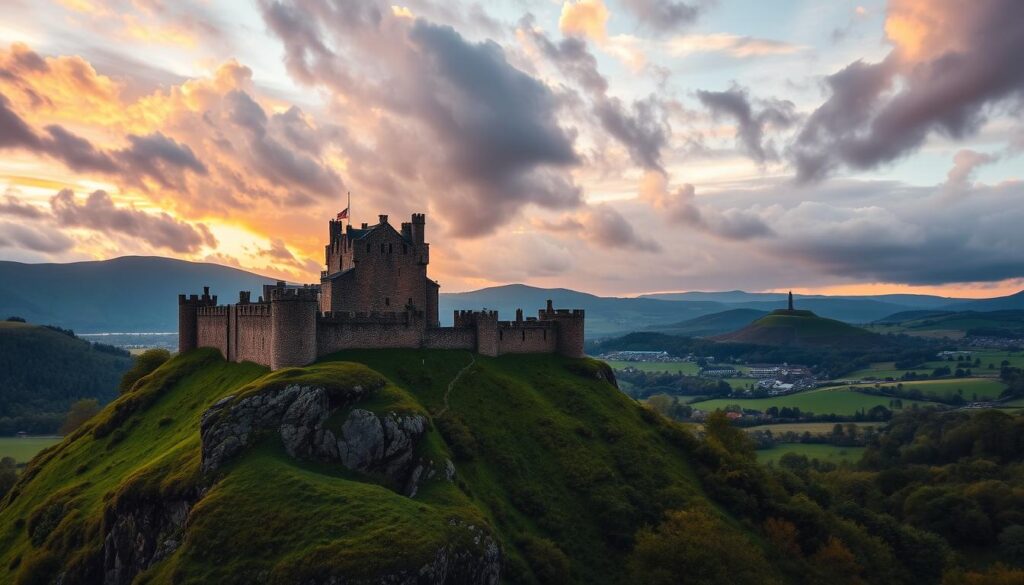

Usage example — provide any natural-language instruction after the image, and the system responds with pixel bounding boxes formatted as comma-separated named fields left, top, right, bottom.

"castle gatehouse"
left=178, top=213, right=585, bottom=369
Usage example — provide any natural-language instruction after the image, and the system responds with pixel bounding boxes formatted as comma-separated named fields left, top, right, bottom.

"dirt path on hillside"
left=436, top=353, right=476, bottom=418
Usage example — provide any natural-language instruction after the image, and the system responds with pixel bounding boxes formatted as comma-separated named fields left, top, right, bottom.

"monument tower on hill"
left=179, top=212, right=585, bottom=369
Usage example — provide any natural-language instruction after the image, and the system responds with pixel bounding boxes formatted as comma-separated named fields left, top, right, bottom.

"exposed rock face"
left=102, top=495, right=195, bottom=585
left=200, top=384, right=439, bottom=496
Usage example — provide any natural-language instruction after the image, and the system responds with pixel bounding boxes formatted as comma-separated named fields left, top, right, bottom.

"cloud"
left=519, top=21, right=670, bottom=171
left=620, top=0, right=701, bottom=33
left=0, top=220, right=74, bottom=253
left=580, top=204, right=662, bottom=252
left=559, top=0, right=609, bottom=41
left=0, top=92, right=39, bottom=148
left=0, top=195, right=46, bottom=219
left=696, top=85, right=796, bottom=163
left=792, top=0, right=1024, bottom=181
left=668, top=33, right=806, bottom=58
left=639, top=171, right=774, bottom=240
left=944, top=149, right=999, bottom=193
left=50, top=189, right=217, bottom=253
left=258, top=2, right=584, bottom=237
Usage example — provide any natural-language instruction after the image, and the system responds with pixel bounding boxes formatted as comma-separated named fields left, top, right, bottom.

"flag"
left=336, top=207, right=349, bottom=220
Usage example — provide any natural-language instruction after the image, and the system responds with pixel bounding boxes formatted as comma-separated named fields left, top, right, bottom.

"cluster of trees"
left=591, top=332, right=944, bottom=379
left=752, top=423, right=880, bottom=451
left=616, top=368, right=731, bottom=399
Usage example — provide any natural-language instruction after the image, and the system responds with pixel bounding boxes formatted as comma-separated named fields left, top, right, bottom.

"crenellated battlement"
left=178, top=212, right=585, bottom=368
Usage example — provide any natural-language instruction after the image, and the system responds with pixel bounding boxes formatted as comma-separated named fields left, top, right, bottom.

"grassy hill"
left=0, top=322, right=132, bottom=434
left=713, top=310, right=879, bottom=348
left=650, top=308, right=768, bottom=337
left=0, top=349, right=731, bottom=584
left=870, top=310, right=1024, bottom=339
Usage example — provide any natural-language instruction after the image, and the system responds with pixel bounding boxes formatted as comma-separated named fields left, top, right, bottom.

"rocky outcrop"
left=102, top=494, right=196, bottom=585
left=200, top=384, right=444, bottom=496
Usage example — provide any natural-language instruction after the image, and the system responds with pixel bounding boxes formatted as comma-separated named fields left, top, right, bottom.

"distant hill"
left=438, top=283, right=726, bottom=336
left=712, top=309, right=879, bottom=348
left=942, top=290, right=1024, bottom=312
left=0, top=257, right=275, bottom=332
left=875, top=309, right=1024, bottom=338
left=649, top=308, right=768, bottom=337
left=0, top=321, right=132, bottom=434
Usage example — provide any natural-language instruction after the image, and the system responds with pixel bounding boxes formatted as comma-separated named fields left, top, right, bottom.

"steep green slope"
left=713, top=310, right=878, bottom=348
left=0, top=322, right=133, bottom=434
left=0, top=349, right=732, bottom=585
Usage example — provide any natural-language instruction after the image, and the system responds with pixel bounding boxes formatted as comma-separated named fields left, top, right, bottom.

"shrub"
left=519, top=536, right=570, bottom=585
left=119, top=348, right=172, bottom=394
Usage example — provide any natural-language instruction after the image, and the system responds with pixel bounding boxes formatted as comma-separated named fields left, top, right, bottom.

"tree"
left=629, top=508, right=778, bottom=585
left=998, top=525, right=1024, bottom=564
left=119, top=348, right=171, bottom=393
left=0, top=456, right=16, bottom=498
left=60, top=398, right=100, bottom=435
left=5, top=316, right=26, bottom=322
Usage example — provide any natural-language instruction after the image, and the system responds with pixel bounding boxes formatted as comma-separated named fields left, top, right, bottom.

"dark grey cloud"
left=0, top=92, right=38, bottom=148
left=42, top=125, right=118, bottom=172
left=117, top=132, right=207, bottom=189
left=583, top=204, right=661, bottom=252
left=642, top=178, right=774, bottom=240
left=620, top=0, right=702, bottom=33
left=258, top=1, right=584, bottom=236
left=224, top=89, right=345, bottom=197
left=792, top=0, right=1024, bottom=181
left=520, top=19, right=670, bottom=171
left=696, top=85, right=795, bottom=164
left=50, top=189, right=217, bottom=253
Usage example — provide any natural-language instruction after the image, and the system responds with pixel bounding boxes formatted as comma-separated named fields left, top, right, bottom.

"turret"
left=178, top=286, right=217, bottom=354
left=539, top=300, right=585, bottom=358
left=411, top=213, right=425, bottom=245
left=474, top=310, right=499, bottom=357
left=270, top=285, right=318, bottom=369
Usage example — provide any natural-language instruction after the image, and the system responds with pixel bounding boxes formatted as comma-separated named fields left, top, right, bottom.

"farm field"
left=0, top=436, right=61, bottom=463
left=847, top=351, right=1023, bottom=380
left=745, top=422, right=881, bottom=436
left=756, top=443, right=866, bottom=465
left=606, top=360, right=700, bottom=375
left=847, top=378, right=1006, bottom=401
left=694, top=386, right=931, bottom=416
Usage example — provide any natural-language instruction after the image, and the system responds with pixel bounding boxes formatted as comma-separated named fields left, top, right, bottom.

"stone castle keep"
left=178, top=213, right=585, bottom=369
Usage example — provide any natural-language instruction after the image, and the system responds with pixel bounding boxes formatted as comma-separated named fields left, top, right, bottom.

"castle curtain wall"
left=496, top=323, right=558, bottom=354
left=196, top=307, right=229, bottom=358
left=233, top=305, right=272, bottom=364
left=423, top=327, right=476, bottom=350
left=317, top=315, right=425, bottom=354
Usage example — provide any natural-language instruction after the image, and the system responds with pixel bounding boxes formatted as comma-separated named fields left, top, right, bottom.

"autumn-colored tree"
left=59, top=398, right=100, bottom=435
left=943, top=564, right=1024, bottom=585
left=810, top=536, right=863, bottom=585
left=629, top=507, right=778, bottom=585
left=763, top=517, right=802, bottom=557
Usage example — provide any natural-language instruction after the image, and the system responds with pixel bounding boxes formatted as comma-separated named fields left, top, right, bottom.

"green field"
left=0, top=436, right=61, bottom=463
left=847, top=378, right=1006, bottom=401
left=848, top=350, right=1024, bottom=380
left=606, top=360, right=700, bottom=375
left=694, top=386, right=930, bottom=416
left=746, top=422, right=880, bottom=436
left=756, top=443, right=866, bottom=465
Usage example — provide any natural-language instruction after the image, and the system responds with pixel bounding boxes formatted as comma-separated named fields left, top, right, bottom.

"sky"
left=0, top=0, right=1022, bottom=298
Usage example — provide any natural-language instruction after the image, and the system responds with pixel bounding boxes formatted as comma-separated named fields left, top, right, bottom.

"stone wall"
left=271, top=292, right=318, bottom=370
left=317, top=317, right=425, bottom=355
left=496, top=323, right=557, bottom=354
left=196, top=306, right=229, bottom=358
left=423, top=327, right=476, bottom=350
left=233, top=304, right=272, bottom=365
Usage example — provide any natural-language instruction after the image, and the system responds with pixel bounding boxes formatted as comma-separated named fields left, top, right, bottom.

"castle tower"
left=178, top=286, right=216, bottom=354
left=270, top=286, right=318, bottom=369
left=474, top=311, right=499, bottom=357
left=539, top=300, right=585, bottom=358
left=788, top=291, right=794, bottom=311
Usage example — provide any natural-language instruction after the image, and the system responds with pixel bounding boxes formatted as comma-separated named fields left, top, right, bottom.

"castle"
left=178, top=213, right=585, bottom=369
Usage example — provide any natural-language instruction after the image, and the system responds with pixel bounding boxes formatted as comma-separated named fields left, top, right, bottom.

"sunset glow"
left=1, top=0, right=1021, bottom=296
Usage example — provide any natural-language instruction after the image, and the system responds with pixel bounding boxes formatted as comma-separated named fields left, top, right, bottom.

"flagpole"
left=347, top=191, right=351, bottom=230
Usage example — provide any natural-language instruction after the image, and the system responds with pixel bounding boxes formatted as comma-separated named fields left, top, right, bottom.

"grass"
left=756, top=443, right=866, bottom=465
left=0, top=438, right=62, bottom=464
left=693, top=386, right=931, bottom=416
left=0, top=348, right=724, bottom=585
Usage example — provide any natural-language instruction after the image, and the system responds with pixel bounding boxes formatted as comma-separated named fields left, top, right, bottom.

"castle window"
left=388, top=243, right=393, bottom=253
left=380, top=243, right=385, bottom=253
left=522, top=330, right=526, bottom=341
left=408, top=297, right=413, bottom=306
left=499, top=331, right=503, bottom=340
left=402, top=244, right=408, bottom=254
left=385, top=297, right=390, bottom=306
left=543, top=330, right=547, bottom=340
left=366, top=243, right=370, bottom=252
